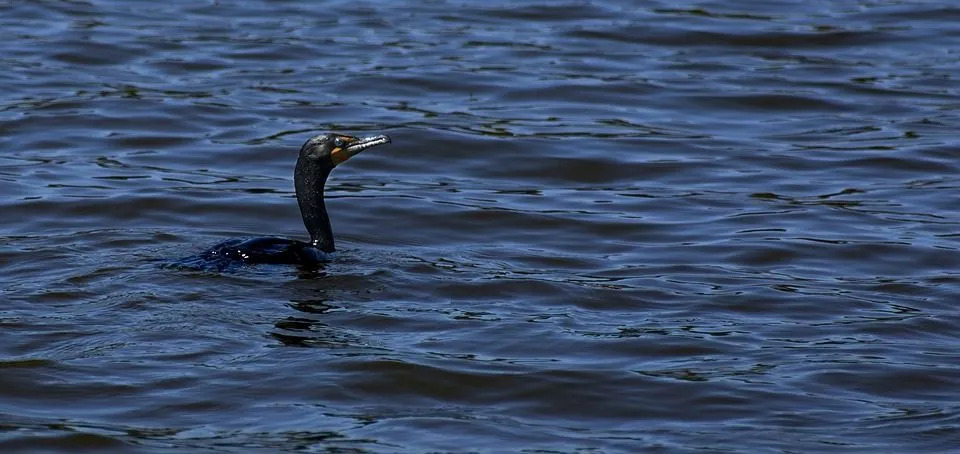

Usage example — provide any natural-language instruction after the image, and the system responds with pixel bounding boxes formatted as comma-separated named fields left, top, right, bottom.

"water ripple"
left=1, top=0, right=959, bottom=452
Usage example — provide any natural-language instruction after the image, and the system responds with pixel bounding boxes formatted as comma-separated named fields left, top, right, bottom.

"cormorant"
left=192, top=133, right=391, bottom=268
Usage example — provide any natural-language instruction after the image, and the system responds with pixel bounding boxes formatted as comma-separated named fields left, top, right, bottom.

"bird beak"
left=331, top=134, right=391, bottom=166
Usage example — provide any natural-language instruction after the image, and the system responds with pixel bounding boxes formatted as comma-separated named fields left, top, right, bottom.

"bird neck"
left=294, top=158, right=335, bottom=253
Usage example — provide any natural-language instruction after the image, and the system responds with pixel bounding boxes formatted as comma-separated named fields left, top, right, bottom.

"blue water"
left=2, top=1, right=959, bottom=452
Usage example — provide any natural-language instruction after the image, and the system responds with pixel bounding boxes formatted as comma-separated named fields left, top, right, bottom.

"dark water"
left=2, top=0, right=959, bottom=452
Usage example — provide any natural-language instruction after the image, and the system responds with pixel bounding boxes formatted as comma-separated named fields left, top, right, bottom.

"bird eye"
left=333, top=138, right=344, bottom=147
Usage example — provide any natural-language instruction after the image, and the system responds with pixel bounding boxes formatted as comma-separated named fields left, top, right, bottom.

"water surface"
left=2, top=0, right=959, bottom=452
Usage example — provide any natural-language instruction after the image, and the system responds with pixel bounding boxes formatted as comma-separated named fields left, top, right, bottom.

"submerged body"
left=173, top=133, right=391, bottom=270
left=204, top=238, right=326, bottom=265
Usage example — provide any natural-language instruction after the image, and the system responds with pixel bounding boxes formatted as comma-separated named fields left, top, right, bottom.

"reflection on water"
left=2, top=0, right=960, bottom=451
left=272, top=299, right=353, bottom=348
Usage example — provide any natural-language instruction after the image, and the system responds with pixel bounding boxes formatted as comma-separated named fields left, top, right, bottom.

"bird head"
left=299, top=133, right=392, bottom=168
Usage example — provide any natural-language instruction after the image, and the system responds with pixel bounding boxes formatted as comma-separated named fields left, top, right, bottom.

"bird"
left=186, top=133, right=391, bottom=269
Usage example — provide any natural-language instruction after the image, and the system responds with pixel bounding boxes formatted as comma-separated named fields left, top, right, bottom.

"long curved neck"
left=294, top=157, right=335, bottom=252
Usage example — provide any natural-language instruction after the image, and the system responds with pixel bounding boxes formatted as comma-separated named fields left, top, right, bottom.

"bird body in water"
left=183, top=133, right=391, bottom=270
